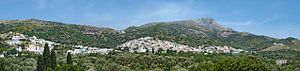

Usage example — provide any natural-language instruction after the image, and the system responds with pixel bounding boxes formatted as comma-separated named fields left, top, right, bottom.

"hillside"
left=0, top=18, right=299, bottom=51
left=123, top=17, right=300, bottom=51
left=117, top=37, right=243, bottom=53
left=1, top=18, right=300, bottom=71
left=0, top=19, right=119, bottom=48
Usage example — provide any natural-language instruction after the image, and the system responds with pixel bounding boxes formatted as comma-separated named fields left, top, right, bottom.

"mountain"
left=0, top=18, right=299, bottom=51
left=123, top=17, right=300, bottom=51
left=141, top=17, right=228, bottom=32
left=0, top=19, right=119, bottom=48
left=2, top=18, right=300, bottom=71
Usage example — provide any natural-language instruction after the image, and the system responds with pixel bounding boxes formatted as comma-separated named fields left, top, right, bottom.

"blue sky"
left=0, top=0, right=299, bottom=39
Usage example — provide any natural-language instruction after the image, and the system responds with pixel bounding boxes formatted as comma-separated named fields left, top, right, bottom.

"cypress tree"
left=0, top=59, right=4, bottom=70
left=67, top=52, right=72, bottom=64
left=37, top=55, right=45, bottom=71
left=146, top=48, right=149, bottom=53
left=50, top=49, right=57, bottom=69
left=43, top=43, right=51, bottom=69
left=152, top=48, right=155, bottom=54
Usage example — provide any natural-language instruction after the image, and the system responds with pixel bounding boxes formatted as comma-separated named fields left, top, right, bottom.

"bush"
left=56, top=64, right=84, bottom=71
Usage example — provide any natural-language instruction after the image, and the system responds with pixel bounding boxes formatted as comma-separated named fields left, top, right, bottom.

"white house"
left=276, top=59, right=288, bottom=65
left=68, top=45, right=113, bottom=54
left=0, top=54, right=4, bottom=57
left=16, top=46, right=22, bottom=52
left=7, top=36, right=24, bottom=45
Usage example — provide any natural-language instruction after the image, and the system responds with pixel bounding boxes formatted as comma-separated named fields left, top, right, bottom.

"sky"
left=0, top=0, right=299, bottom=39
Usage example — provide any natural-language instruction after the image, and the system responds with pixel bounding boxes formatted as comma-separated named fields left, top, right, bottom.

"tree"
left=37, top=55, right=45, bottom=71
left=7, top=48, right=18, bottom=55
left=123, top=47, right=129, bottom=52
left=146, top=48, right=149, bottom=53
left=108, top=50, right=117, bottom=58
left=56, top=64, right=84, bottom=71
left=152, top=48, right=155, bottom=54
left=67, top=52, right=72, bottom=64
left=43, top=43, right=51, bottom=68
left=157, top=48, right=164, bottom=54
left=0, top=62, right=3, bottom=70
left=189, top=55, right=270, bottom=71
left=167, top=49, right=176, bottom=54
left=50, top=49, right=57, bottom=70
left=0, top=58, right=5, bottom=70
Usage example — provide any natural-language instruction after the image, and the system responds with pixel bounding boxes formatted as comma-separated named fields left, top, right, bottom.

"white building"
left=118, top=37, right=245, bottom=54
left=16, top=46, right=22, bottom=52
left=276, top=60, right=288, bottom=65
left=68, top=45, right=113, bottom=54
left=25, top=36, right=57, bottom=54
left=7, top=36, right=24, bottom=45
left=0, top=54, right=4, bottom=57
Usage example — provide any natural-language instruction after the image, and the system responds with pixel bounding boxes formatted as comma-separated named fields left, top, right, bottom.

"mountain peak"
left=141, top=17, right=227, bottom=31
left=189, top=17, right=219, bottom=26
left=192, top=17, right=215, bottom=24
left=177, top=17, right=227, bottom=30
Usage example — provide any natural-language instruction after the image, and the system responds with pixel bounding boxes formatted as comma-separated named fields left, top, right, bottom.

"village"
left=0, top=32, right=113, bottom=57
left=118, top=37, right=245, bottom=54
left=1, top=32, right=246, bottom=57
left=0, top=32, right=288, bottom=66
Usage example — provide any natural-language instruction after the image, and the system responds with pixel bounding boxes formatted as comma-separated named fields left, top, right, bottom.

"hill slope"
left=0, top=19, right=119, bottom=48
left=123, top=17, right=300, bottom=51
left=0, top=18, right=299, bottom=51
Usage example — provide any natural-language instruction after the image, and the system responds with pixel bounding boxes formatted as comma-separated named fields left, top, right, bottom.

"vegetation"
left=1, top=19, right=299, bottom=51
left=0, top=19, right=117, bottom=48
left=1, top=19, right=300, bottom=71
left=50, top=48, right=57, bottom=69
left=255, top=50, right=300, bottom=70
left=43, top=43, right=51, bottom=68
left=122, top=23, right=280, bottom=51
left=37, top=55, right=45, bottom=71
left=0, top=42, right=9, bottom=53
left=67, top=52, right=72, bottom=64
left=56, top=64, right=84, bottom=71
left=2, top=48, right=300, bottom=71
left=35, top=44, right=84, bottom=71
